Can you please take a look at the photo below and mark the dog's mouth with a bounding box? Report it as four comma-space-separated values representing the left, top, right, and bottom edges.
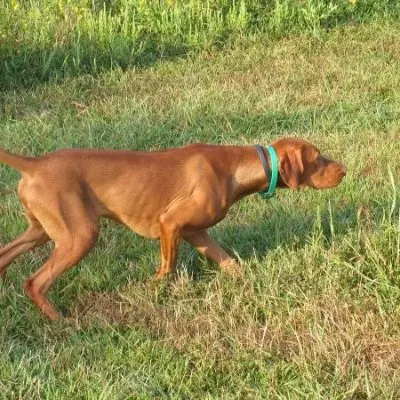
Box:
323, 173, 346, 189
327, 178, 344, 188
308, 170, 346, 189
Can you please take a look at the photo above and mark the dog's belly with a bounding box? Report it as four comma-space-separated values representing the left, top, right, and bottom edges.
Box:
102, 207, 161, 239
120, 214, 161, 239
101, 202, 162, 238
91, 183, 164, 238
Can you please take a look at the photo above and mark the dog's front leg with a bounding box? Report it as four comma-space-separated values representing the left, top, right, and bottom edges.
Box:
154, 216, 181, 280
184, 230, 242, 277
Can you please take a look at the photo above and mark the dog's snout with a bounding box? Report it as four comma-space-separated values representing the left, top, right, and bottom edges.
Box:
337, 163, 347, 177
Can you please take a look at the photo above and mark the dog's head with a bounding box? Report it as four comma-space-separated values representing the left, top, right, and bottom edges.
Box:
272, 138, 346, 190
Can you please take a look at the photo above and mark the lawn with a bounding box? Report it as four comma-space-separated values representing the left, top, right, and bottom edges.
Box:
1, 1, 400, 398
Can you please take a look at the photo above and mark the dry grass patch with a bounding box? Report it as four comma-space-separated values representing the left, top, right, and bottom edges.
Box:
73, 276, 400, 381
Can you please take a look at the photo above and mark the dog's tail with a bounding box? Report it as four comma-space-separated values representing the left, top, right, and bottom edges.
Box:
0, 148, 35, 173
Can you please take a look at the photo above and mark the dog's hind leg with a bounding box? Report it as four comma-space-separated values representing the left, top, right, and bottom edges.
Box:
23, 232, 97, 320
0, 214, 48, 276
21, 192, 99, 320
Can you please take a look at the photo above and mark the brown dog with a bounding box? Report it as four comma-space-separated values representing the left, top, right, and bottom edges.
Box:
0, 138, 346, 320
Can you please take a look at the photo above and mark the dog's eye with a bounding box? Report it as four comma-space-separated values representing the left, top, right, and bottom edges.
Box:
316, 154, 327, 166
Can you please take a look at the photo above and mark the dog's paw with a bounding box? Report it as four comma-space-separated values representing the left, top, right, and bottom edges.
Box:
153, 267, 169, 281
220, 260, 243, 278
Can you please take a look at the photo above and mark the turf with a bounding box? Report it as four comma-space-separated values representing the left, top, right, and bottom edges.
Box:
1, 3, 400, 399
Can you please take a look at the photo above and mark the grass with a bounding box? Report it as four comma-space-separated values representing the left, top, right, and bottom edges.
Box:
1, 0, 400, 90
1, 1, 400, 398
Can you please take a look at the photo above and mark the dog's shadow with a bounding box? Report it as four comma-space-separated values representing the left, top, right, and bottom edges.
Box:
189, 201, 357, 276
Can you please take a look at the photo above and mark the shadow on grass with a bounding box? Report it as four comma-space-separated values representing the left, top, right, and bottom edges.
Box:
190, 200, 358, 274
2, 1, 397, 93
0, 35, 192, 92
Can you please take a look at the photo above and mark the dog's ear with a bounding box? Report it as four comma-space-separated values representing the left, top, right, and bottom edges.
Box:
279, 151, 304, 190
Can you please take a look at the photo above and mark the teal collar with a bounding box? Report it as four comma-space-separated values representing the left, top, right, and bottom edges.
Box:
254, 145, 279, 199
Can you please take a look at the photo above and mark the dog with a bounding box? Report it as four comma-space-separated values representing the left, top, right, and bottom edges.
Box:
0, 138, 346, 320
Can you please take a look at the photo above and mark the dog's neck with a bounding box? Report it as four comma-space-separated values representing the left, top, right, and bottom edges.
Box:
231, 146, 277, 202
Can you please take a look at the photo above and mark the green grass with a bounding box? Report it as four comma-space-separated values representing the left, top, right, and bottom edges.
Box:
1, 1, 400, 398
1, 0, 400, 90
